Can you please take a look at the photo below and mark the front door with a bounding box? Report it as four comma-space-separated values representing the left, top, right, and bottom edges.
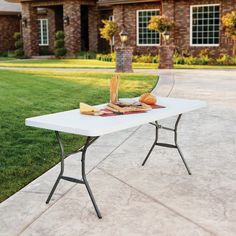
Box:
81, 5, 89, 51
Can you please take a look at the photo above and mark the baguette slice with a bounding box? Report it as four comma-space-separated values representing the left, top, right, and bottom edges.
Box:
80, 102, 100, 115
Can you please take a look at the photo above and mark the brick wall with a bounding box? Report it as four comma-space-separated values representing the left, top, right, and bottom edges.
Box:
63, 0, 81, 56
112, 0, 236, 57
88, 6, 99, 52
22, 2, 39, 56
174, 0, 235, 57
113, 2, 162, 55
0, 15, 20, 52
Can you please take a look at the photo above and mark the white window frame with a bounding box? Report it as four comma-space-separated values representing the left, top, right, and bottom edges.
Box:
38, 19, 49, 46
136, 9, 160, 46
190, 4, 220, 47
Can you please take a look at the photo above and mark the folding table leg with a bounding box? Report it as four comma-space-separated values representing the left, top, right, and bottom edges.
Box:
142, 121, 159, 166
46, 131, 65, 204
174, 115, 192, 175
46, 132, 102, 218
142, 114, 191, 175
81, 137, 102, 219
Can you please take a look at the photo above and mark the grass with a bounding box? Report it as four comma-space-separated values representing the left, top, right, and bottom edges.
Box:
0, 69, 157, 202
0, 58, 236, 69
0, 57, 16, 61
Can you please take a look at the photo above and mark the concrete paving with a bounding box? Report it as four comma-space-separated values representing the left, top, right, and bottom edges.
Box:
0, 69, 236, 236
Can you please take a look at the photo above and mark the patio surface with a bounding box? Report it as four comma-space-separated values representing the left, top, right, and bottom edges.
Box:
0, 69, 236, 236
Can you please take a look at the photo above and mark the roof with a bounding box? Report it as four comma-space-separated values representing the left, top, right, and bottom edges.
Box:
0, 0, 21, 15
98, 0, 159, 6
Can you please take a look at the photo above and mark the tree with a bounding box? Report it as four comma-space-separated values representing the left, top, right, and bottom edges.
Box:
222, 11, 236, 56
148, 15, 174, 44
100, 20, 118, 54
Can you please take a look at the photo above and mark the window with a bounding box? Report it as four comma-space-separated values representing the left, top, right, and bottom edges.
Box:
38, 19, 49, 46
137, 9, 160, 46
190, 4, 220, 46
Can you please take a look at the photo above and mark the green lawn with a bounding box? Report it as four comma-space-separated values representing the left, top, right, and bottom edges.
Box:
0, 59, 155, 69
0, 58, 236, 69
0, 57, 16, 61
0, 69, 157, 202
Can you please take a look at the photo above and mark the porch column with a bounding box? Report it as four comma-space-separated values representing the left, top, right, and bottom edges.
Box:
88, 6, 98, 51
63, 0, 81, 56
113, 5, 124, 48
162, 0, 175, 44
21, 3, 39, 57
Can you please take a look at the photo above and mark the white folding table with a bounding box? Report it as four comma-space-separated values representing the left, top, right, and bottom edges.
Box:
25, 96, 206, 218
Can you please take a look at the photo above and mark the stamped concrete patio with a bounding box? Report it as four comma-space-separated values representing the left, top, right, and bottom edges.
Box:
0, 69, 235, 236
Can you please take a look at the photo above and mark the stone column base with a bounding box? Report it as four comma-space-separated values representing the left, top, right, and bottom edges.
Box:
115, 47, 133, 73
159, 45, 175, 69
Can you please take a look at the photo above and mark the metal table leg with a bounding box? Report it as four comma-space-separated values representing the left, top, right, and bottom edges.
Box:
142, 114, 192, 175
46, 131, 102, 219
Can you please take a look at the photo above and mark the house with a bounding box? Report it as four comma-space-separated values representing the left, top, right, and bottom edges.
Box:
5, 0, 236, 57
0, 0, 21, 53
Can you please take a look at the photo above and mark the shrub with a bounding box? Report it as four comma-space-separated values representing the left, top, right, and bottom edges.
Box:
39, 47, 50, 56
15, 49, 24, 58
216, 54, 232, 65
13, 32, 21, 41
54, 39, 65, 48
55, 48, 67, 58
54, 31, 66, 58
13, 32, 24, 58
55, 31, 65, 40
15, 40, 23, 49
96, 53, 115, 62
76, 51, 97, 59
0, 51, 8, 57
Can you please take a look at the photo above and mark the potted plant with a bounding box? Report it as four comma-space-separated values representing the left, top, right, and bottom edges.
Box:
148, 15, 174, 45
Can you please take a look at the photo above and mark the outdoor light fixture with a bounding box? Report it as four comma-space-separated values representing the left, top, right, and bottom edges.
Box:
63, 16, 69, 26
119, 29, 128, 48
162, 31, 170, 45
22, 17, 27, 28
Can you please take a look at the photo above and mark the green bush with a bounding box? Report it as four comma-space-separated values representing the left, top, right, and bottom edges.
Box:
54, 39, 65, 48
96, 53, 115, 62
15, 40, 23, 49
13, 32, 24, 58
55, 31, 65, 40
54, 31, 66, 58
15, 48, 24, 57
216, 54, 231, 65
13, 32, 21, 41
0, 51, 8, 57
76, 51, 97, 59
55, 48, 67, 58
39, 47, 50, 56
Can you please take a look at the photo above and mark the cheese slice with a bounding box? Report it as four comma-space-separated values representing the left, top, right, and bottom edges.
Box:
80, 102, 99, 115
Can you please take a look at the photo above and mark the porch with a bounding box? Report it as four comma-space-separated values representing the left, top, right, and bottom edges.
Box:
21, 0, 111, 57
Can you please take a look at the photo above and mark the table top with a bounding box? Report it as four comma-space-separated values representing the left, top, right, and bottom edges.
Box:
25, 97, 206, 137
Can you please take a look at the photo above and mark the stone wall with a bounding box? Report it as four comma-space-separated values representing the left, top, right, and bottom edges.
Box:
0, 15, 20, 52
